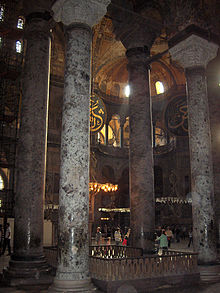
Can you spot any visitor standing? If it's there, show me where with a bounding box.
[156,229,168,255]
[2,223,11,255]
[95,227,102,245]
[188,229,193,248]
[165,226,173,248]
[114,227,122,245]
[122,228,131,246]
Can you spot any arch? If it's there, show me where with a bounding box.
[101,165,115,182]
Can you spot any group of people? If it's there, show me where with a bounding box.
[114,227,131,246]
[155,225,193,254]
[95,226,131,246]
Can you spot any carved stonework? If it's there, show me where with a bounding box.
[52,0,111,27]
[169,34,219,69]
[108,1,161,50]
[162,0,220,36]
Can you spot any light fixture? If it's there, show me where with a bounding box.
[89,182,118,193]
[99,208,130,213]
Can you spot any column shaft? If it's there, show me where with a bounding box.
[186,66,217,263]
[105,122,109,145]
[120,125,124,148]
[6,15,52,286]
[50,0,110,290]
[55,24,91,282]
[127,48,155,253]
[169,34,218,263]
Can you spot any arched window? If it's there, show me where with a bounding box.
[97,124,114,145]
[17,17,24,29]
[0,5,4,21]
[0,174,4,190]
[123,117,129,147]
[124,85,130,97]
[155,127,167,146]
[155,81,164,94]
[109,115,120,147]
[97,126,105,144]
[16,40,22,53]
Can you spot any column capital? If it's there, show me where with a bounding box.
[169,34,219,69]
[52,0,110,28]
[108,2,161,50]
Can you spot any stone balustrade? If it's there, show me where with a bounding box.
[44,246,199,291]
[90,251,199,281]
[44,246,198,277]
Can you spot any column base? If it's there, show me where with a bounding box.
[49,279,97,292]
[3,255,53,289]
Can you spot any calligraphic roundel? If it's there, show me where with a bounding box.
[90,95,107,134]
[165,95,188,136]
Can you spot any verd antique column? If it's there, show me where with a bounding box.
[126,47,155,254]
[108,1,161,254]
[170,34,219,264]
[49,1,110,292]
[5,10,52,287]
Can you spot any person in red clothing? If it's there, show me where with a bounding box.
[165,226,173,248]
[122,228,131,246]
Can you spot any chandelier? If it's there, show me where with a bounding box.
[89,182,118,193]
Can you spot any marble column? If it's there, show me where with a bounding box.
[108,1,161,254]
[170,34,219,264]
[120,117,126,148]
[126,47,155,254]
[50,1,110,292]
[5,11,52,287]
[105,121,109,145]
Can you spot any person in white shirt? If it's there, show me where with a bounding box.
[114,227,122,245]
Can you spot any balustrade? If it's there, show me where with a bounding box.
[90,245,143,259]
[90,251,198,281]
[44,246,198,282]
